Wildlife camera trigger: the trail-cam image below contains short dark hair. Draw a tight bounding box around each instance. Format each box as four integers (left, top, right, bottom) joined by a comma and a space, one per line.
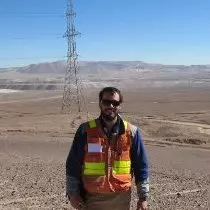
99, 87, 123, 103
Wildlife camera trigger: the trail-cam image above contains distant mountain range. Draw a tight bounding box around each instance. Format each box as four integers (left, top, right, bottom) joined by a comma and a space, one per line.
1, 60, 210, 89
1, 60, 210, 75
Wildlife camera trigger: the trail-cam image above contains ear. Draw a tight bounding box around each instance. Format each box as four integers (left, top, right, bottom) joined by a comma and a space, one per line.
117, 106, 122, 114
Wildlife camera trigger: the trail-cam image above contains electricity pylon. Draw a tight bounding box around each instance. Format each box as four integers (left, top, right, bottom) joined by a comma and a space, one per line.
61, 0, 85, 113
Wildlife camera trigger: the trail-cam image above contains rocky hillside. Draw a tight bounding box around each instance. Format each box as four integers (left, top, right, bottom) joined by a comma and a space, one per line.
1, 60, 210, 76
1, 61, 210, 90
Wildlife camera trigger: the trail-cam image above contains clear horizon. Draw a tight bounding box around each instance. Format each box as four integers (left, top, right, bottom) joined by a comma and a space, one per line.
1, 0, 210, 68
1, 59, 210, 70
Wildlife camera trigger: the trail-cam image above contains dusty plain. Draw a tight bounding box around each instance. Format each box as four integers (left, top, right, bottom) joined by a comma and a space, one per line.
0, 87, 210, 210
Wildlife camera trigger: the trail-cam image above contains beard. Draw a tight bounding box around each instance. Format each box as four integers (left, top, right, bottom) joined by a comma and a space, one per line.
101, 109, 118, 121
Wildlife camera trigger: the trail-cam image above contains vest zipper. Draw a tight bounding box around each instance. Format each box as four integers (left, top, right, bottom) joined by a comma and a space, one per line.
105, 139, 112, 191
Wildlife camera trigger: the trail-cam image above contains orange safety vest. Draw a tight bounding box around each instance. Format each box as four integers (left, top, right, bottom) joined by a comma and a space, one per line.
82, 118, 132, 193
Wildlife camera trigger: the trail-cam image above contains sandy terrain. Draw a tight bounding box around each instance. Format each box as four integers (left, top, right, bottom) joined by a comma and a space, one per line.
0, 87, 210, 210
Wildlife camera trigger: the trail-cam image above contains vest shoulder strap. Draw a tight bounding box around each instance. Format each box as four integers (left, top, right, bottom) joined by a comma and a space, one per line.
89, 119, 97, 128
123, 120, 129, 130
87, 118, 100, 129
86, 118, 135, 134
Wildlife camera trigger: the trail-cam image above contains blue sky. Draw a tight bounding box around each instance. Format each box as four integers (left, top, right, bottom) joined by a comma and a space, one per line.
0, 0, 210, 68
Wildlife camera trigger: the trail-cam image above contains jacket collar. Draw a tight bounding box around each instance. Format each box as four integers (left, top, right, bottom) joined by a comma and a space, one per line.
98, 115, 125, 138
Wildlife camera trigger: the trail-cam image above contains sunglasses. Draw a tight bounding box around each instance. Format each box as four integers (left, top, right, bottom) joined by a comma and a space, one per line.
101, 99, 120, 107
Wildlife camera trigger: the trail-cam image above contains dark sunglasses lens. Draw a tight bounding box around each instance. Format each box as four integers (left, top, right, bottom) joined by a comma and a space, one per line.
102, 100, 110, 105
102, 100, 120, 107
112, 101, 120, 106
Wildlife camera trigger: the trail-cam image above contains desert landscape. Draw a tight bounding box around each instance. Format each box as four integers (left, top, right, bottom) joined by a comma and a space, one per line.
0, 61, 210, 209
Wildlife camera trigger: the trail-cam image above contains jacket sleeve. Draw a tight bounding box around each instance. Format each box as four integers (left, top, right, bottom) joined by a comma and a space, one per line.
130, 126, 149, 199
66, 124, 86, 196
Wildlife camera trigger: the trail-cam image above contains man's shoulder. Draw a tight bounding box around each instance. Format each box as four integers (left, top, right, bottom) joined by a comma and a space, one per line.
78, 118, 98, 133
127, 122, 138, 137
119, 116, 138, 137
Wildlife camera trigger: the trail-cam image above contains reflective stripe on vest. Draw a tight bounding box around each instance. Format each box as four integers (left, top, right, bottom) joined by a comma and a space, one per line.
85, 119, 131, 175
113, 160, 131, 174
123, 120, 128, 130
83, 162, 105, 175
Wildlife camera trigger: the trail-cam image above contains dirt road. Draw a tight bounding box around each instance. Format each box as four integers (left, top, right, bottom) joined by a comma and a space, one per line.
0, 96, 62, 104
147, 118, 210, 137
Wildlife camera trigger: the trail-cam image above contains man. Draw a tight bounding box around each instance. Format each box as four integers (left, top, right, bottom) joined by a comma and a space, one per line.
66, 87, 149, 210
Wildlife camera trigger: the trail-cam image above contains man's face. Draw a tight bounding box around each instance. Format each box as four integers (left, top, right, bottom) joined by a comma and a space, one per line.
99, 91, 121, 121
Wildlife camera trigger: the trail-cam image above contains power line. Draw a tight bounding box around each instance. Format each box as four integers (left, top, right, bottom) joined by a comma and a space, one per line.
0, 32, 84, 40
0, 12, 64, 15
0, 13, 65, 15
0, 13, 65, 19
1, 33, 63, 36
1, 36, 64, 40
0, 32, 65, 40
0, 54, 85, 62
0, 56, 67, 61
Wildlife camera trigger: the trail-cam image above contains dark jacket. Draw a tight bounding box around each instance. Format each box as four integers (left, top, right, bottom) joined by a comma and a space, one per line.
66, 115, 149, 199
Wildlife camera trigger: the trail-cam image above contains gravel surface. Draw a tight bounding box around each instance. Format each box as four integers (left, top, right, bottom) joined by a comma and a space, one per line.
1, 136, 210, 210
1, 88, 210, 209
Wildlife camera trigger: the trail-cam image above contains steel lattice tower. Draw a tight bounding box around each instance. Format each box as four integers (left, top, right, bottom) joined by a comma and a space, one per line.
61, 0, 84, 113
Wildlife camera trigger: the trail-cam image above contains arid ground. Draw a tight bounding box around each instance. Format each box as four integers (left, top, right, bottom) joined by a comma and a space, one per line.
0, 87, 210, 210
